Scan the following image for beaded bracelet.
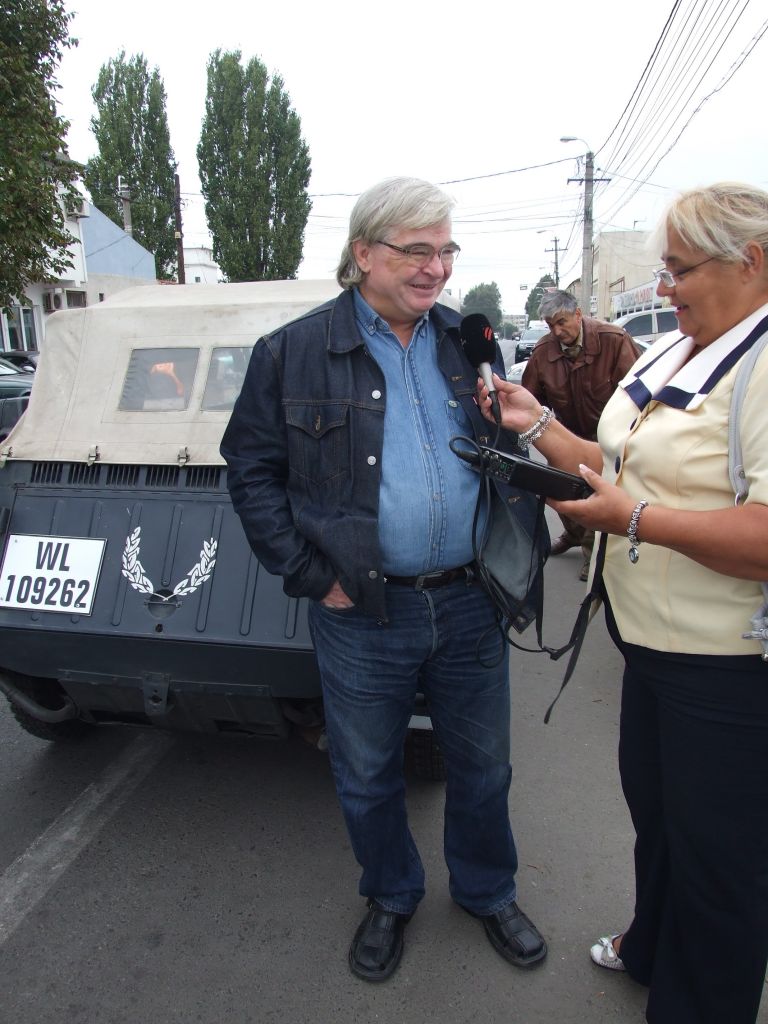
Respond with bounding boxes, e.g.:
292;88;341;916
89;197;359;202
627;499;649;563
518;406;555;449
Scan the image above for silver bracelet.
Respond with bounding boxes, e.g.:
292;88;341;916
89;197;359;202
627;500;649;563
518;406;555;449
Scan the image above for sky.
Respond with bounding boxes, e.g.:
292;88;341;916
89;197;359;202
54;0;768;314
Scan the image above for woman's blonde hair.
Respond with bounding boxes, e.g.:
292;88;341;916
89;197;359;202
335;177;455;289
652;181;768;264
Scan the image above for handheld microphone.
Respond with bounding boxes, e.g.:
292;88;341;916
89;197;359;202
460;313;501;424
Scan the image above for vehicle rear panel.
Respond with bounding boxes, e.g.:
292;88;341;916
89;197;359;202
0;459;320;736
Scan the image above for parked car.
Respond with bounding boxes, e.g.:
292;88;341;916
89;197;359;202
0;359;34;442
613;307;680;350
515;325;549;362
0;357;35;384
1;351;38;372
505;361;527;385
0;281;448;779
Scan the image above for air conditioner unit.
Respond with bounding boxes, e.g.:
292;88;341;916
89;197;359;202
42;291;63;313
66;198;89;219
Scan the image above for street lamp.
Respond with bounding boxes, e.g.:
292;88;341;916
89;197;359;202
560;136;594;313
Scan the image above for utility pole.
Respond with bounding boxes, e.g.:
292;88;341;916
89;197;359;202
561;137;610;311
567;152;594;312
545;237;561;287
582;151;594;313
174;174;185;284
117;175;132;237
566;152;609;313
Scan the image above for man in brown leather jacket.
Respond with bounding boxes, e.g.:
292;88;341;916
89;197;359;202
522;290;639;579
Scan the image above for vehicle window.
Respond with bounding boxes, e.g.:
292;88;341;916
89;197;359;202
623;314;652;337
521;327;548;341
656;311;678;333
201;346;253;411
119;348;199;411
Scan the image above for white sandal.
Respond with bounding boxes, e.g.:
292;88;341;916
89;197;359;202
589;934;626;971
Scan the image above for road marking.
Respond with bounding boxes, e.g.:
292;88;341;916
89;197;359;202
0;731;173;946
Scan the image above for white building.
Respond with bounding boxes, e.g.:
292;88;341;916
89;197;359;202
1;198;156;354
591;230;657;320
184;246;221;285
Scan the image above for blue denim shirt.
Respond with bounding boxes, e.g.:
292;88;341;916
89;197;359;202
221;287;540;621
352;289;481;575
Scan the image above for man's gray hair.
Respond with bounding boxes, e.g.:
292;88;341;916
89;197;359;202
335;177;456;289
538;290;579;320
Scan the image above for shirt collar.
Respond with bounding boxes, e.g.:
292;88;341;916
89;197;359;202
559;323;584;356
352;286;429;338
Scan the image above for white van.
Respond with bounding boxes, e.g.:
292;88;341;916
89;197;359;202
613;307;680;350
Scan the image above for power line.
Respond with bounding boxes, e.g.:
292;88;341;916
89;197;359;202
599;10;768;225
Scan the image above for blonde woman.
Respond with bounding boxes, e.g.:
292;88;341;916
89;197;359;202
480;182;768;1024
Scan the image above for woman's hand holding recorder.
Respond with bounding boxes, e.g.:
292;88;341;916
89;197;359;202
476;373;638;539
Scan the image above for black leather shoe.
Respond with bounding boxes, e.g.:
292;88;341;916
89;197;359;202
348;900;412;982
472;901;548;968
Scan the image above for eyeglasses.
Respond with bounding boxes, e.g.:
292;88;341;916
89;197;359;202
375;240;461;267
653;256;716;288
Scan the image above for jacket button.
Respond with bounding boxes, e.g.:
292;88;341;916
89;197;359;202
448;399;458;407
615;456;621;472
368;570;378;580
372;390;382;400
367;456;377;466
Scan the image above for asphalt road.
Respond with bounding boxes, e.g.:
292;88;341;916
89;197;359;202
0;539;765;1024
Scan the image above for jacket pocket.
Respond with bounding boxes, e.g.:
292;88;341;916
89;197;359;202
285;402;349;485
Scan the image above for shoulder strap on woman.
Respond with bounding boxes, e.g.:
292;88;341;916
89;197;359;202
728;326;768;502
728;326;768;659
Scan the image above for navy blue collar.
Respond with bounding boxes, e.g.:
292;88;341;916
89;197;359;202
621;304;768;411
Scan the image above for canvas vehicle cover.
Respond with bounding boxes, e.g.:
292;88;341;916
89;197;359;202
0;281;348;740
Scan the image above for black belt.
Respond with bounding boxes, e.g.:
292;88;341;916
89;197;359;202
384;564;476;591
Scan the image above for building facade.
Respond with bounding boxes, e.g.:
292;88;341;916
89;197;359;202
183;246;221;285
1;199;156;354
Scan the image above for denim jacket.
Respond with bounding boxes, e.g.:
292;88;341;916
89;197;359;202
221;288;544;622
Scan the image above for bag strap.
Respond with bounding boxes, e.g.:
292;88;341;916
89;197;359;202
541;532;606;722
727;321;768;658
728;324;768;502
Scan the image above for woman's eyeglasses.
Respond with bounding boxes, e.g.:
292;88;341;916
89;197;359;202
653;256;716;287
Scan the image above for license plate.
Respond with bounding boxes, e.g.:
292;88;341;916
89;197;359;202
0;535;106;615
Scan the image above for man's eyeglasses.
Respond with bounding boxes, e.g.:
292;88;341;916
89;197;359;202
653;256;716;288
375;240;461;267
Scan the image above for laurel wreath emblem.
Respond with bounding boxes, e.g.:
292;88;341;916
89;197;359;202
121;526;217;601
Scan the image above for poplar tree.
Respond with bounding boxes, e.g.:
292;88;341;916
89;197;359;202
462;282;504;332
197;51;311;282
0;0;81;307
84;52;177;279
526;274;556;320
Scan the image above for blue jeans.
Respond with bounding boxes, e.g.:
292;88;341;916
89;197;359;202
308;579;519;916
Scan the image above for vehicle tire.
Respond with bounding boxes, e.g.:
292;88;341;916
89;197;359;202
2;674;93;742
406;729;446;782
